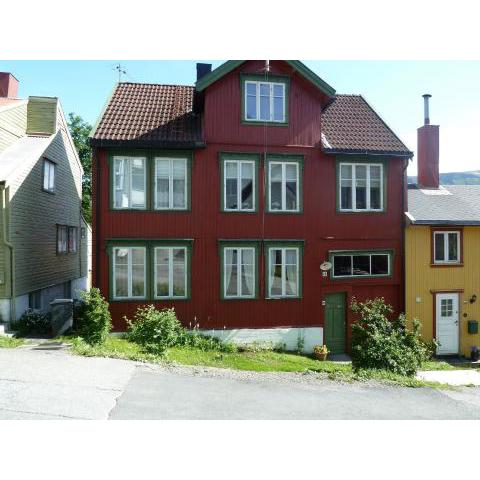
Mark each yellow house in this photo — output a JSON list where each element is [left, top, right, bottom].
[[406, 188, 480, 357], [406, 96, 480, 357]]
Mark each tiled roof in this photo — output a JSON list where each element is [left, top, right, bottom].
[[90, 83, 203, 147], [407, 185, 480, 225], [321, 95, 412, 156], [91, 84, 411, 156]]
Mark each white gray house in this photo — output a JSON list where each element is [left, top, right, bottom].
[[0, 72, 89, 328]]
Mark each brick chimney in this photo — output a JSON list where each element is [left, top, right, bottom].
[[417, 94, 440, 189], [0, 72, 19, 98]]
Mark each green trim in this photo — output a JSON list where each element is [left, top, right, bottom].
[[195, 60, 336, 97], [106, 239, 193, 302], [264, 240, 304, 299], [265, 154, 304, 214], [335, 157, 388, 214], [218, 240, 261, 300], [328, 249, 394, 280], [240, 74, 290, 126], [219, 152, 260, 213], [107, 149, 193, 212]]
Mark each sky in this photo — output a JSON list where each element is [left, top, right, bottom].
[[1, 60, 479, 176]]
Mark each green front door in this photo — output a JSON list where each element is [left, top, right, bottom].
[[324, 293, 346, 354]]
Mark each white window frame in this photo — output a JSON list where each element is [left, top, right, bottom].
[[223, 160, 256, 212], [154, 157, 188, 210], [112, 246, 146, 300], [68, 226, 78, 253], [57, 225, 67, 254], [268, 161, 300, 212], [223, 247, 256, 299], [112, 156, 147, 210], [244, 80, 286, 123], [433, 231, 461, 264], [331, 252, 391, 278], [339, 162, 384, 212], [154, 246, 188, 299], [268, 247, 300, 298], [43, 159, 55, 193]]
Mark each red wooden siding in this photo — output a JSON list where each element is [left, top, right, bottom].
[[93, 144, 404, 333]]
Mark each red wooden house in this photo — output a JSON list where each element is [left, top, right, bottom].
[[90, 60, 412, 353]]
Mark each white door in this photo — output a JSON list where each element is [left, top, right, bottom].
[[436, 293, 459, 355]]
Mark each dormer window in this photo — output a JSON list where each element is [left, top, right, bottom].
[[242, 75, 289, 124]]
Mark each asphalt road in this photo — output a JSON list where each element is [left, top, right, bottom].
[[1, 347, 480, 420]]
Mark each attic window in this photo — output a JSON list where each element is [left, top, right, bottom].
[[242, 75, 288, 124], [43, 159, 56, 193]]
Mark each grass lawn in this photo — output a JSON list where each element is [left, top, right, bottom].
[[61, 335, 448, 388], [0, 336, 25, 348]]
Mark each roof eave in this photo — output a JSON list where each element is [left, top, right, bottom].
[[89, 138, 206, 149], [408, 220, 480, 226], [323, 148, 413, 158]]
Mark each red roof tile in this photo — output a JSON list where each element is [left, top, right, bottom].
[[321, 94, 411, 155], [91, 83, 203, 147], [91, 84, 411, 156]]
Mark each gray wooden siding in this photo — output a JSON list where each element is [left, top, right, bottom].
[[9, 108, 84, 297], [0, 103, 27, 153]]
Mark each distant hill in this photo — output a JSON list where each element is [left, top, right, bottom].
[[408, 171, 480, 185]]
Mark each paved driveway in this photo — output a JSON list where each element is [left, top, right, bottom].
[[1, 347, 480, 419]]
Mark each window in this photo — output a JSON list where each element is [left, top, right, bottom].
[[440, 298, 454, 317], [57, 225, 67, 254], [222, 246, 256, 299], [154, 157, 188, 210], [43, 159, 55, 193], [267, 245, 301, 298], [433, 231, 460, 264], [331, 251, 391, 278], [154, 246, 188, 299], [29, 290, 41, 310], [112, 247, 146, 299], [68, 227, 77, 253], [222, 156, 257, 211], [112, 156, 146, 209], [339, 163, 384, 211], [243, 77, 288, 123], [267, 157, 302, 212]]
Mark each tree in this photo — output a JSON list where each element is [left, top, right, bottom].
[[67, 113, 92, 224]]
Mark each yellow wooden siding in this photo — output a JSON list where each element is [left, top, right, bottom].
[[0, 103, 27, 153], [26, 97, 57, 135], [406, 225, 480, 356]]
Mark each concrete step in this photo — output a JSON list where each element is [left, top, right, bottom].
[[0, 322, 14, 337]]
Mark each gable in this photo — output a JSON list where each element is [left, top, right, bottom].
[[196, 60, 336, 98]]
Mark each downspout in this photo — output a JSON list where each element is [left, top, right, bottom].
[[0, 182, 15, 323], [401, 156, 411, 316]]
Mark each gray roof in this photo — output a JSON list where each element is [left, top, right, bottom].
[[407, 184, 480, 225]]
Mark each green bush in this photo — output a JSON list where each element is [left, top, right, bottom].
[[126, 306, 183, 355], [13, 309, 51, 337], [125, 305, 238, 355], [350, 297, 434, 377], [75, 288, 112, 345]]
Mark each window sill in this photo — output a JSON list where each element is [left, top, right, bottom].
[[337, 209, 385, 214], [42, 188, 55, 195], [267, 210, 302, 215], [266, 296, 301, 300], [241, 120, 288, 127], [430, 263, 464, 268]]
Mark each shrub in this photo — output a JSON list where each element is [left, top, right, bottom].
[[13, 309, 51, 337], [126, 306, 183, 355], [179, 329, 238, 353], [350, 297, 434, 377], [75, 288, 112, 345]]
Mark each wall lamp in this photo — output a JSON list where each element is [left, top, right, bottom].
[[470, 294, 477, 304]]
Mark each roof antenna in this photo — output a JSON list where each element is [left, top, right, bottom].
[[264, 60, 270, 73], [113, 63, 127, 82]]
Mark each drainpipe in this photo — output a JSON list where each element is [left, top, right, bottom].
[[0, 182, 15, 323]]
